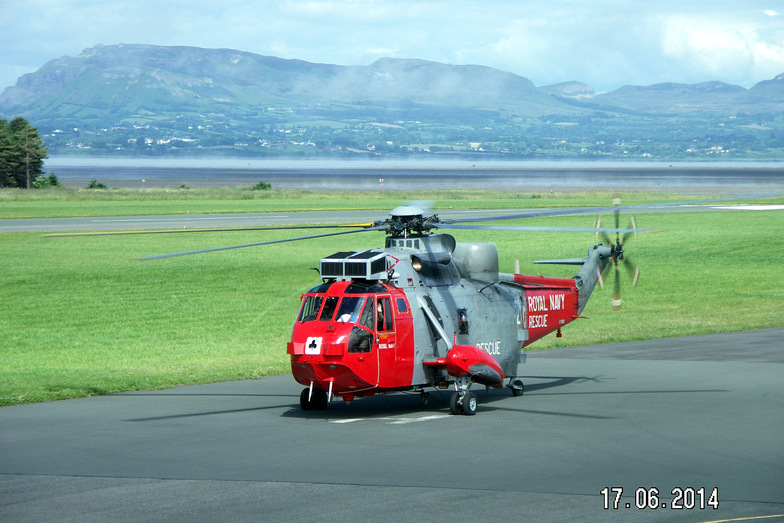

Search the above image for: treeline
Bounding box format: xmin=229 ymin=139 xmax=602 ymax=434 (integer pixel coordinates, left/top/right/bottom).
xmin=0 ymin=117 xmax=49 ymax=188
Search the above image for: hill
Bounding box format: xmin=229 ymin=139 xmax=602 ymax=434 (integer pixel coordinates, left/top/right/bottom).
xmin=1 ymin=44 xmax=783 ymax=160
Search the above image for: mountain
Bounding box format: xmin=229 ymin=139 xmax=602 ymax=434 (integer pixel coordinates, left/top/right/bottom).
xmin=589 ymin=81 xmax=748 ymax=114
xmin=736 ymin=74 xmax=784 ymax=106
xmin=0 ymin=44 xmax=568 ymax=119
xmin=1 ymin=44 xmax=783 ymax=160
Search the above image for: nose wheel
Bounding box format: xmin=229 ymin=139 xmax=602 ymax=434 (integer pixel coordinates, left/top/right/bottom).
xmin=300 ymin=387 xmax=328 ymax=410
xmin=449 ymin=377 xmax=477 ymax=415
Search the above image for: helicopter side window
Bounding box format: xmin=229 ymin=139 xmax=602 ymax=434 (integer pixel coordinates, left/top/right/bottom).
xmin=396 ymin=298 xmax=409 ymax=314
xmin=319 ymin=296 xmax=339 ymax=321
xmin=348 ymin=326 xmax=372 ymax=353
xmin=457 ymin=308 xmax=469 ymax=335
xmin=376 ymin=297 xmax=394 ymax=332
xmin=348 ymin=299 xmax=376 ymax=353
xmin=297 ymin=295 xmax=323 ymax=323
xmin=358 ymin=298 xmax=375 ymax=330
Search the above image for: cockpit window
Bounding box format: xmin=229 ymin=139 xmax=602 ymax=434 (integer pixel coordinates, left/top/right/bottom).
xmin=297 ymin=295 xmax=323 ymax=322
xmin=336 ymin=297 xmax=365 ymax=324
xmin=319 ymin=296 xmax=339 ymax=321
xmin=335 ymin=297 xmax=376 ymax=330
xmin=358 ymin=299 xmax=375 ymax=329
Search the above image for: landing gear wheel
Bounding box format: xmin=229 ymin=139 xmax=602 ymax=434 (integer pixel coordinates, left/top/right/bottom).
xmin=300 ymin=388 xmax=313 ymax=410
xmin=449 ymin=392 xmax=463 ymax=415
xmin=511 ymin=379 xmax=525 ymax=397
xmin=311 ymin=388 xmax=328 ymax=410
xmin=461 ymin=391 xmax=477 ymax=416
xmin=300 ymin=387 xmax=328 ymax=411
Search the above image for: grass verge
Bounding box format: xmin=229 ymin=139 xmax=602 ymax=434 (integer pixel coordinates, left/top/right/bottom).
xmin=1 ymin=195 xmax=783 ymax=406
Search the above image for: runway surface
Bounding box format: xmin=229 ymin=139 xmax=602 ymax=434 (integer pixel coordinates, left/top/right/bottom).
xmin=4 ymin=203 xmax=783 ymax=234
xmin=2 ymin=328 xmax=782 ymax=522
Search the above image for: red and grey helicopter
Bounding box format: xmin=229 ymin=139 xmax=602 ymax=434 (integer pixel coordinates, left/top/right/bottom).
xmin=124 ymin=194 xmax=765 ymax=415
xmin=133 ymin=198 xmax=667 ymax=415
xmin=284 ymin=203 xmax=638 ymax=415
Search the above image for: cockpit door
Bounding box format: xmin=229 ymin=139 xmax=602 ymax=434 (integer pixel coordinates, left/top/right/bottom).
xmin=343 ymin=297 xmax=380 ymax=389
xmin=375 ymin=295 xmax=397 ymax=387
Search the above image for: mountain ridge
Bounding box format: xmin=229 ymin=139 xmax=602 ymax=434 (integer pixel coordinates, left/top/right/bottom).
xmin=1 ymin=44 xmax=782 ymax=160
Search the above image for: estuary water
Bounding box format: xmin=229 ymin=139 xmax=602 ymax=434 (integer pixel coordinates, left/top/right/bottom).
xmin=45 ymin=158 xmax=784 ymax=193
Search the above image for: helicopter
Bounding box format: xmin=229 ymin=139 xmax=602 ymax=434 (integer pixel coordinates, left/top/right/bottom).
xmin=133 ymin=197 xmax=659 ymax=415
xmin=57 ymin=194 xmax=768 ymax=415
xmin=284 ymin=203 xmax=642 ymax=415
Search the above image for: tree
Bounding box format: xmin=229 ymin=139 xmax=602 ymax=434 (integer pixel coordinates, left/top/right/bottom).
xmin=0 ymin=122 xmax=18 ymax=187
xmin=0 ymin=117 xmax=48 ymax=188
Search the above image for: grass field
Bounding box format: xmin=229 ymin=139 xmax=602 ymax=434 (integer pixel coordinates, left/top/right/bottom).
xmin=2 ymin=189 xmax=783 ymax=406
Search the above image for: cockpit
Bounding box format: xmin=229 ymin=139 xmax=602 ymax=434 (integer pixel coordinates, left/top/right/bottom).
xmin=294 ymin=280 xmax=401 ymax=354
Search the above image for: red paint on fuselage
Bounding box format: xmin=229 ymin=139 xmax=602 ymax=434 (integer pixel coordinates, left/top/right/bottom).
xmin=513 ymin=274 xmax=580 ymax=346
xmin=288 ymin=280 xmax=415 ymax=398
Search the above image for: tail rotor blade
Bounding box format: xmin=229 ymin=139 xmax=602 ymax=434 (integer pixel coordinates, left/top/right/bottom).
xmin=612 ymin=265 xmax=623 ymax=310
xmin=623 ymin=256 xmax=640 ymax=287
xmin=595 ymin=266 xmax=605 ymax=290
xmin=622 ymin=215 xmax=637 ymax=244
xmin=613 ymin=194 xmax=621 ymax=230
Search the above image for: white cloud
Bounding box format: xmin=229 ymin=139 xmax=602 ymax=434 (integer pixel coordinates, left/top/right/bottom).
xmin=660 ymin=13 xmax=784 ymax=85
xmin=2 ymin=0 xmax=784 ymax=92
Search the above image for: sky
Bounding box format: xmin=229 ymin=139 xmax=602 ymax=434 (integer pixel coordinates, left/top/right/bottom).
xmin=2 ymin=0 xmax=784 ymax=93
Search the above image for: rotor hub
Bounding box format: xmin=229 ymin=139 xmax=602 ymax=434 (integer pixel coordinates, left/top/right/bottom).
xmin=382 ymin=206 xmax=440 ymax=237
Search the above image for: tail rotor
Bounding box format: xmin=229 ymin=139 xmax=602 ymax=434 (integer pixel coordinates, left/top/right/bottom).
xmin=596 ymin=195 xmax=640 ymax=310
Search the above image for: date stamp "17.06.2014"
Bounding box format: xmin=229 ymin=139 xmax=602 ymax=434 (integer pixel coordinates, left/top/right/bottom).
xmin=601 ymin=487 xmax=719 ymax=511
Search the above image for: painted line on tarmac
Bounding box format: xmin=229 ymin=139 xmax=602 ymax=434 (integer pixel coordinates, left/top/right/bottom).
xmin=330 ymin=413 xmax=450 ymax=425
xmin=699 ymin=515 xmax=784 ymax=523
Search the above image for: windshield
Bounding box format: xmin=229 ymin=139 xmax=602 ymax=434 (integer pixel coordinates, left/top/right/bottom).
xmin=297 ymin=294 xmax=375 ymax=330
xmin=297 ymin=295 xmax=323 ymax=322
xmin=336 ymin=296 xmax=374 ymax=329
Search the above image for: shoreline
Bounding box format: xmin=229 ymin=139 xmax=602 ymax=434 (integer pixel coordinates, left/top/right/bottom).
xmin=41 ymin=158 xmax=784 ymax=192
xmin=45 ymin=156 xmax=784 ymax=171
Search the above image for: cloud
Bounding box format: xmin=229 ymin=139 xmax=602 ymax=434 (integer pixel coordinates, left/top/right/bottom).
xmin=660 ymin=13 xmax=784 ymax=85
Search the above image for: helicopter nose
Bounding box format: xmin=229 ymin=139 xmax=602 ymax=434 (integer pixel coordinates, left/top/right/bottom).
xmin=291 ymin=360 xmax=375 ymax=395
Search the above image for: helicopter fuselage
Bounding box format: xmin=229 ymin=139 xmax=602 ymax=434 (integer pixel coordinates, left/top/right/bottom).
xmin=287 ymin=233 xmax=606 ymax=411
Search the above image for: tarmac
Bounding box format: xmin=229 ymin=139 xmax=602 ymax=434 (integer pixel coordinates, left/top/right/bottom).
xmin=2 ymin=328 xmax=782 ymax=522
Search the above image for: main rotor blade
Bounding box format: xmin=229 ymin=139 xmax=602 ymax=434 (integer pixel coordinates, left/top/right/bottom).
xmin=45 ymin=223 xmax=374 ymax=237
xmin=440 ymin=194 xmax=777 ymax=225
xmin=434 ymin=223 xmax=655 ymax=234
xmin=137 ymin=226 xmax=386 ymax=260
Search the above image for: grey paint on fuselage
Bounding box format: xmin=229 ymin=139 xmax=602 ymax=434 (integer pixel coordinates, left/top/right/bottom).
xmin=384 ymin=235 xmax=528 ymax=385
